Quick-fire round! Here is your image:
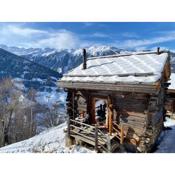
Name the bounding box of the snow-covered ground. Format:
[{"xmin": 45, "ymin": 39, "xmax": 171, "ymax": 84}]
[
  {"xmin": 155, "ymin": 117, "xmax": 175, "ymax": 153},
  {"xmin": 0, "ymin": 117, "xmax": 175, "ymax": 153},
  {"xmin": 0, "ymin": 122, "xmax": 93, "ymax": 153}
]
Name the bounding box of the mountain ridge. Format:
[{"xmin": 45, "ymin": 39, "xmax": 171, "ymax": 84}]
[{"xmin": 0, "ymin": 45, "xmax": 127, "ymax": 74}]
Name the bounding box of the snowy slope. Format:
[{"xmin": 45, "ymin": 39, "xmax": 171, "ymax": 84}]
[
  {"xmin": 0, "ymin": 122, "xmax": 92, "ymax": 153},
  {"xmin": 1, "ymin": 118, "xmax": 175, "ymax": 153},
  {"xmin": 155, "ymin": 118, "xmax": 175, "ymax": 153}
]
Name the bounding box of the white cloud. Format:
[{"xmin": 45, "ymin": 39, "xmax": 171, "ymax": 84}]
[
  {"xmin": 117, "ymin": 32, "xmax": 175, "ymax": 48},
  {"xmin": 31, "ymin": 30, "xmax": 81, "ymax": 49},
  {"xmin": 5, "ymin": 25, "xmax": 47, "ymax": 36},
  {"xmin": 1, "ymin": 24, "xmax": 175, "ymax": 50},
  {"xmin": 0, "ymin": 24, "xmax": 87, "ymax": 49}
]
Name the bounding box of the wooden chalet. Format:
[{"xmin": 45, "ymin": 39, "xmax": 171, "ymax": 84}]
[{"xmin": 59, "ymin": 48, "xmax": 171, "ymax": 153}]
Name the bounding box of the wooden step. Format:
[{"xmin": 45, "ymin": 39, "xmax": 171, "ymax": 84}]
[
  {"xmin": 71, "ymin": 134, "xmax": 106, "ymax": 146},
  {"xmin": 111, "ymin": 142, "xmax": 120, "ymax": 152}
]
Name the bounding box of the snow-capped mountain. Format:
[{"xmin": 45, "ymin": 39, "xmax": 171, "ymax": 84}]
[
  {"xmin": 0, "ymin": 45, "xmax": 126, "ymax": 74},
  {"xmin": 1, "ymin": 44, "xmax": 175, "ymax": 75},
  {"xmin": 0, "ymin": 48, "xmax": 65, "ymax": 109},
  {"xmin": 0, "ymin": 48, "xmax": 61, "ymax": 91}
]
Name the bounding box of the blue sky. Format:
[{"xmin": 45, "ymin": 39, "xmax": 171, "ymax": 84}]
[{"xmin": 1, "ymin": 22, "xmax": 175, "ymax": 50}]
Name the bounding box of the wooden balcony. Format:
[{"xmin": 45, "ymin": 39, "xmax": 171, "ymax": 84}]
[{"xmin": 67, "ymin": 119, "xmax": 126, "ymax": 153}]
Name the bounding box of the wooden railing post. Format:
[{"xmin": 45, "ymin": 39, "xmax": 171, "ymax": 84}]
[
  {"xmin": 107, "ymin": 134, "xmax": 111, "ymax": 153},
  {"xmin": 120, "ymin": 124, "xmax": 124, "ymax": 144},
  {"xmin": 95, "ymin": 124, "xmax": 98, "ymax": 152},
  {"xmin": 67, "ymin": 117, "xmax": 71, "ymax": 138},
  {"xmin": 108, "ymin": 96, "xmax": 113, "ymax": 136}
]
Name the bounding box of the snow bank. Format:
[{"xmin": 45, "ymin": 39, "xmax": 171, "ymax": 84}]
[
  {"xmin": 156, "ymin": 118, "xmax": 175, "ymax": 153},
  {"xmin": 0, "ymin": 122, "xmax": 92, "ymax": 153},
  {"xmin": 168, "ymin": 73, "xmax": 175, "ymax": 90},
  {"xmin": 1, "ymin": 117, "xmax": 175, "ymax": 153}
]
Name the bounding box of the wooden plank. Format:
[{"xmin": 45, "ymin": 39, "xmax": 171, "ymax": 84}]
[
  {"xmin": 120, "ymin": 124, "xmax": 124, "ymax": 144},
  {"xmin": 108, "ymin": 96, "xmax": 113, "ymax": 136},
  {"xmin": 111, "ymin": 142, "xmax": 120, "ymax": 152},
  {"xmin": 127, "ymin": 112, "xmax": 147, "ymax": 118},
  {"xmin": 120, "ymin": 120, "xmax": 146, "ymax": 128},
  {"xmin": 90, "ymin": 91, "xmax": 148, "ymax": 99},
  {"xmin": 70, "ymin": 132, "xmax": 106, "ymax": 146},
  {"xmin": 126, "ymin": 116, "xmax": 146, "ymax": 122},
  {"xmin": 67, "ymin": 117, "xmax": 71, "ymax": 137},
  {"xmin": 70, "ymin": 125, "xmax": 95, "ymax": 135},
  {"xmin": 107, "ymin": 134, "xmax": 111, "ymax": 152},
  {"xmin": 70, "ymin": 119, "xmax": 95, "ymax": 129},
  {"xmin": 71, "ymin": 134, "xmax": 96, "ymax": 146},
  {"xmin": 72, "ymin": 91, "xmax": 75, "ymax": 119},
  {"xmin": 59, "ymin": 81, "xmax": 158, "ymax": 93},
  {"xmin": 95, "ymin": 124, "xmax": 98, "ymax": 152}
]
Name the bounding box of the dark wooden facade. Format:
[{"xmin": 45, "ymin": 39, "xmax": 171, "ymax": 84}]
[
  {"xmin": 165, "ymin": 89, "xmax": 175, "ymax": 118},
  {"xmin": 59, "ymin": 51, "xmax": 171, "ymax": 153}
]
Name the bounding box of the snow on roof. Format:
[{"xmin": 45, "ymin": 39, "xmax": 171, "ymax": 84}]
[
  {"xmin": 60, "ymin": 51, "xmax": 169, "ymax": 84},
  {"xmin": 168, "ymin": 73, "xmax": 175, "ymax": 90}
]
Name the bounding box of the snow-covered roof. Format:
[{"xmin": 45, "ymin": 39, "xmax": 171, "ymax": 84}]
[
  {"xmin": 60, "ymin": 51, "xmax": 169, "ymax": 85},
  {"xmin": 168, "ymin": 73, "xmax": 175, "ymax": 90}
]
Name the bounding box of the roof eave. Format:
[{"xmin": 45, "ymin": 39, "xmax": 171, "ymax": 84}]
[{"xmin": 58, "ymin": 80, "xmax": 159, "ymax": 94}]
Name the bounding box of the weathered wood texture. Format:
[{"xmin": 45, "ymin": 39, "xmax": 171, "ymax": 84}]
[
  {"xmin": 66, "ymin": 82, "xmax": 166, "ymax": 152},
  {"xmin": 60, "ymin": 82, "xmax": 158, "ymax": 94},
  {"xmin": 64, "ymin": 51, "xmax": 171, "ymax": 152}
]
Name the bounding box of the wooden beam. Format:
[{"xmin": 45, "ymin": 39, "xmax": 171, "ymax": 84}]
[
  {"xmin": 59, "ymin": 81, "xmax": 158, "ymax": 94},
  {"xmin": 164, "ymin": 62, "xmax": 171, "ymax": 81},
  {"xmin": 120, "ymin": 124, "xmax": 124, "ymax": 144},
  {"xmin": 67, "ymin": 116, "xmax": 71, "ymax": 138},
  {"xmin": 72, "ymin": 91, "xmax": 75, "ymax": 119},
  {"xmin": 108, "ymin": 96, "xmax": 113, "ymax": 136},
  {"xmin": 95, "ymin": 124, "xmax": 98, "ymax": 152},
  {"xmin": 107, "ymin": 134, "xmax": 111, "ymax": 153}
]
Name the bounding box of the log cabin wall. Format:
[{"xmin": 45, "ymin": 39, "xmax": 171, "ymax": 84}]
[
  {"xmin": 139, "ymin": 78, "xmax": 166, "ymax": 152},
  {"xmin": 66, "ymin": 87, "xmax": 165, "ymax": 152},
  {"xmin": 165, "ymin": 90, "xmax": 175, "ymax": 116}
]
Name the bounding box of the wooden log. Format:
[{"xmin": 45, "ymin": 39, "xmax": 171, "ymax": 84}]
[
  {"xmin": 127, "ymin": 112, "xmax": 147, "ymax": 118},
  {"xmin": 120, "ymin": 124, "xmax": 124, "ymax": 144},
  {"xmin": 95, "ymin": 124, "xmax": 98, "ymax": 152},
  {"xmin": 107, "ymin": 134, "xmax": 111, "ymax": 153},
  {"xmin": 59, "ymin": 81, "xmax": 158, "ymax": 94},
  {"xmin": 72, "ymin": 91, "xmax": 75, "ymax": 119},
  {"xmin": 108, "ymin": 96, "xmax": 113, "ymax": 136},
  {"xmin": 120, "ymin": 120, "xmax": 146, "ymax": 127},
  {"xmin": 126, "ymin": 116, "xmax": 146, "ymax": 123},
  {"xmin": 67, "ymin": 117, "xmax": 71, "ymax": 138}
]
